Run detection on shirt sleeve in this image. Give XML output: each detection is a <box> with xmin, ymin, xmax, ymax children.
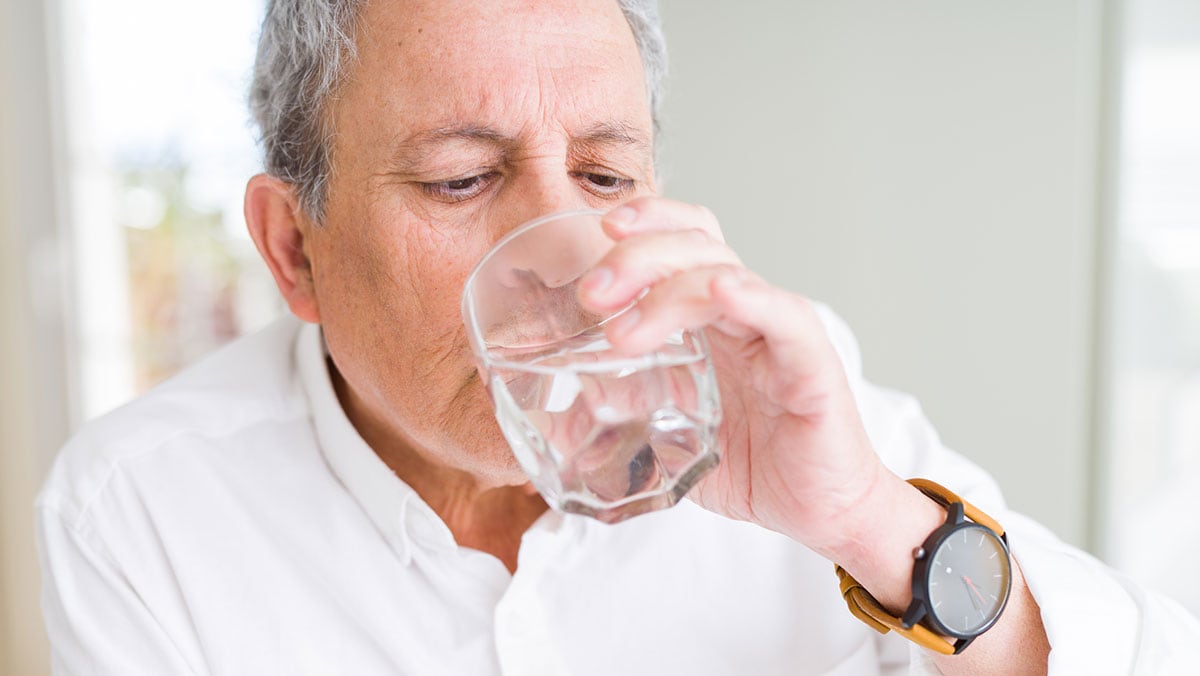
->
<box><xmin>814</xmin><ymin>303</ymin><xmax>1200</xmax><ymax>674</ymax></box>
<box><xmin>36</xmin><ymin>500</ymin><xmax>202</xmax><ymax>676</ymax></box>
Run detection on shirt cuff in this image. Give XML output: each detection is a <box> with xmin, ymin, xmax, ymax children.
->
<box><xmin>1002</xmin><ymin>511</ymin><xmax>1141</xmax><ymax>673</ymax></box>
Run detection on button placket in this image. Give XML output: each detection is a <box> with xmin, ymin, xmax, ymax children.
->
<box><xmin>494</xmin><ymin>518</ymin><xmax>576</xmax><ymax>676</ymax></box>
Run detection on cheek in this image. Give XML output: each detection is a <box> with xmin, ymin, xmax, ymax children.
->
<box><xmin>332</xmin><ymin>202</ymin><xmax>466</xmax><ymax>310</ymax></box>
<box><xmin>393</xmin><ymin>225</ymin><xmax>486</xmax><ymax>327</ymax></box>
<box><xmin>330</xmin><ymin>187</ymin><xmax>508</xmax><ymax>358</ymax></box>
<box><xmin>368</xmin><ymin>218</ymin><xmax>494</xmax><ymax>385</ymax></box>
<box><xmin>314</xmin><ymin>210</ymin><xmax>474</xmax><ymax>364</ymax></box>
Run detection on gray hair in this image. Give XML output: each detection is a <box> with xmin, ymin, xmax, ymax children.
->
<box><xmin>249</xmin><ymin>0</ymin><xmax>668</xmax><ymax>221</ymax></box>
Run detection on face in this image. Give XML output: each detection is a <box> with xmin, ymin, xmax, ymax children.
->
<box><xmin>305</xmin><ymin>0</ymin><xmax>656</xmax><ymax>486</ymax></box>
<box><xmin>925</xmin><ymin>525</ymin><xmax>1011</xmax><ymax>637</ymax></box>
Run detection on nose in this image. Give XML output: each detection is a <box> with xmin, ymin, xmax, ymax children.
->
<box><xmin>489</xmin><ymin>165</ymin><xmax>594</xmax><ymax>242</ymax></box>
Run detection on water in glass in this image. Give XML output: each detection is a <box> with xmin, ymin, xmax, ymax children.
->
<box><xmin>487</xmin><ymin>328</ymin><xmax>720</xmax><ymax>523</ymax></box>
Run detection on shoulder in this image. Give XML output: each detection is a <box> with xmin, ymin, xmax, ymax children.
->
<box><xmin>38</xmin><ymin>315</ymin><xmax>314</xmax><ymax>523</ymax></box>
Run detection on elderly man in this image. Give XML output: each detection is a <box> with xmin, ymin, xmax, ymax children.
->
<box><xmin>37</xmin><ymin>1</ymin><xmax>1200</xmax><ymax>674</ymax></box>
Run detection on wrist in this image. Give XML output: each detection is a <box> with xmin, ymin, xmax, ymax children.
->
<box><xmin>830</xmin><ymin>473</ymin><xmax>947</xmax><ymax>613</ymax></box>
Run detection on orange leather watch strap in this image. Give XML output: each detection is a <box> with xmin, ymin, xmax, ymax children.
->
<box><xmin>836</xmin><ymin>566</ymin><xmax>957</xmax><ymax>655</ymax></box>
<box><xmin>907</xmin><ymin>478</ymin><xmax>1005</xmax><ymax>538</ymax></box>
<box><xmin>833</xmin><ymin>478</ymin><xmax>1005</xmax><ymax>656</ymax></box>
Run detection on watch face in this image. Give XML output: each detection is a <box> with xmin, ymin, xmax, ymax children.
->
<box><xmin>925</xmin><ymin>524</ymin><xmax>1011</xmax><ymax>637</ymax></box>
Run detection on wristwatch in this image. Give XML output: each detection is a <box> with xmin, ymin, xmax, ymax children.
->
<box><xmin>835</xmin><ymin>479</ymin><xmax>1013</xmax><ymax>655</ymax></box>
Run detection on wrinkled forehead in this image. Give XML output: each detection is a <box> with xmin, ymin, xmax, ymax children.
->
<box><xmin>333</xmin><ymin>0</ymin><xmax>651</xmax><ymax>143</ymax></box>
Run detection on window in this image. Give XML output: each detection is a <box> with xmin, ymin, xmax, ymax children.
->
<box><xmin>1103</xmin><ymin>0</ymin><xmax>1200</xmax><ymax>617</ymax></box>
<box><xmin>61</xmin><ymin>0</ymin><xmax>277</xmax><ymax>420</ymax></box>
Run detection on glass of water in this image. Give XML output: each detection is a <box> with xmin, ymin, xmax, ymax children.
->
<box><xmin>461</xmin><ymin>209</ymin><xmax>722</xmax><ymax>524</ymax></box>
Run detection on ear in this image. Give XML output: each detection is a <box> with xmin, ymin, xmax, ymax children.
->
<box><xmin>244</xmin><ymin>174</ymin><xmax>321</xmax><ymax>323</ymax></box>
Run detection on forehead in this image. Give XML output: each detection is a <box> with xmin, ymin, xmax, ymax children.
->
<box><xmin>334</xmin><ymin>0</ymin><xmax>651</xmax><ymax>143</ymax></box>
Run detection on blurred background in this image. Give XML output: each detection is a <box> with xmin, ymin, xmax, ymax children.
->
<box><xmin>1</xmin><ymin>0</ymin><xmax>1197</xmax><ymax>672</ymax></box>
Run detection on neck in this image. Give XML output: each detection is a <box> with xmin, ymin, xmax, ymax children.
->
<box><xmin>330</xmin><ymin>361</ymin><xmax>547</xmax><ymax>573</ymax></box>
<box><xmin>383</xmin><ymin>445</ymin><xmax>548</xmax><ymax>573</ymax></box>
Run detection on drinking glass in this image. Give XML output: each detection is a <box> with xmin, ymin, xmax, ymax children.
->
<box><xmin>462</xmin><ymin>209</ymin><xmax>721</xmax><ymax>524</ymax></box>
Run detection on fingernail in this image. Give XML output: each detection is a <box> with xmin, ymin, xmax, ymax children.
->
<box><xmin>581</xmin><ymin>267</ymin><xmax>613</xmax><ymax>297</ymax></box>
<box><xmin>605</xmin><ymin>206</ymin><xmax>637</xmax><ymax>230</ymax></box>
<box><xmin>607</xmin><ymin>308</ymin><xmax>640</xmax><ymax>335</ymax></box>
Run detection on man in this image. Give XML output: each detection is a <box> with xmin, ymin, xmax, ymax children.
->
<box><xmin>37</xmin><ymin>1</ymin><xmax>1200</xmax><ymax>674</ymax></box>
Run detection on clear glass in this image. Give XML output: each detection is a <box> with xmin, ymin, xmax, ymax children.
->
<box><xmin>462</xmin><ymin>209</ymin><xmax>721</xmax><ymax>523</ymax></box>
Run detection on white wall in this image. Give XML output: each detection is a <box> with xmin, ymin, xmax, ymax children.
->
<box><xmin>659</xmin><ymin>0</ymin><xmax>1107</xmax><ymax>548</ymax></box>
<box><xmin>1</xmin><ymin>1</ymin><xmax>69</xmax><ymax>674</ymax></box>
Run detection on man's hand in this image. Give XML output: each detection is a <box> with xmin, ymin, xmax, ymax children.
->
<box><xmin>578</xmin><ymin>196</ymin><xmax>893</xmax><ymax>561</ymax></box>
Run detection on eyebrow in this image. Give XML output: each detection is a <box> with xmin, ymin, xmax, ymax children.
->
<box><xmin>571</xmin><ymin>121</ymin><xmax>652</xmax><ymax>153</ymax></box>
<box><xmin>386</xmin><ymin>126</ymin><xmax>513</xmax><ymax>173</ymax></box>
<box><xmin>404</xmin><ymin>126</ymin><xmax>513</xmax><ymax>147</ymax></box>
<box><xmin>387</xmin><ymin>121</ymin><xmax>652</xmax><ymax>173</ymax></box>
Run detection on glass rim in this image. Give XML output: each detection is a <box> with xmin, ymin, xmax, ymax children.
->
<box><xmin>460</xmin><ymin>207</ymin><xmax>606</xmax><ymax>354</ymax></box>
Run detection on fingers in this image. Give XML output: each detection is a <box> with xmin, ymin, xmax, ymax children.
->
<box><xmin>602</xmin><ymin>263</ymin><xmax>757</xmax><ymax>356</ymax></box>
<box><xmin>710</xmin><ymin>274</ymin><xmax>847</xmax><ymax>406</ymax></box>
<box><xmin>604</xmin><ymin>264</ymin><xmax>838</xmax><ymax>396</ymax></box>
<box><xmin>579</xmin><ymin>227</ymin><xmax>741</xmax><ymax>312</ymax></box>
<box><xmin>581</xmin><ymin>198</ymin><xmax>837</xmax><ymax>386</ymax></box>
<box><xmin>601</xmin><ymin>196</ymin><xmax>726</xmax><ymax>243</ymax></box>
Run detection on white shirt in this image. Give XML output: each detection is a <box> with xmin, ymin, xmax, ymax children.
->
<box><xmin>37</xmin><ymin>312</ymin><xmax>1200</xmax><ymax>675</ymax></box>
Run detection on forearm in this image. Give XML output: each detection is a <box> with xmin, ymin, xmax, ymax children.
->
<box><xmin>832</xmin><ymin>475</ymin><xmax>1049</xmax><ymax>675</ymax></box>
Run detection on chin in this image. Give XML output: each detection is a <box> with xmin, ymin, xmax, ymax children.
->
<box><xmin>463</xmin><ymin>454</ymin><xmax>532</xmax><ymax>491</ymax></box>
<box><xmin>444</xmin><ymin>371</ymin><xmax>535</xmax><ymax>487</ymax></box>
<box><xmin>444</xmin><ymin>411</ymin><xmax>526</xmax><ymax>483</ymax></box>
<box><xmin>477</xmin><ymin>434</ymin><xmax>531</xmax><ymax>486</ymax></box>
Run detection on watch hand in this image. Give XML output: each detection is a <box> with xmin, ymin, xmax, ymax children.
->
<box><xmin>962</xmin><ymin>575</ymin><xmax>988</xmax><ymax>613</ymax></box>
<box><xmin>960</xmin><ymin>576</ymin><xmax>983</xmax><ymax>611</ymax></box>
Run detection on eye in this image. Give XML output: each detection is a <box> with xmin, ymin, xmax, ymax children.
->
<box><xmin>588</xmin><ymin>174</ymin><xmax>620</xmax><ymax>188</ymax></box>
<box><xmin>420</xmin><ymin>172</ymin><xmax>498</xmax><ymax>202</ymax></box>
<box><xmin>574</xmin><ymin>171</ymin><xmax>634</xmax><ymax>197</ymax></box>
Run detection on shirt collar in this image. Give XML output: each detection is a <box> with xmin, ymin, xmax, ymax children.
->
<box><xmin>295</xmin><ymin>322</ymin><xmax>457</xmax><ymax>566</ymax></box>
